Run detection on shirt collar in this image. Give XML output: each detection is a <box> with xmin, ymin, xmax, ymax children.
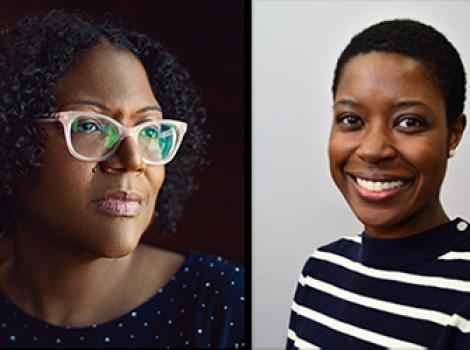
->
<box><xmin>360</xmin><ymin>217</ymin><xmax>470</xmax><ymax>268</ymax></box>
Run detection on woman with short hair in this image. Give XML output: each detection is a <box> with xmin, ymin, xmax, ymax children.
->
<box><xmin>287</xmin><ymin>19</ymin><xmax>470</xmax><ymax>349</ymax></box>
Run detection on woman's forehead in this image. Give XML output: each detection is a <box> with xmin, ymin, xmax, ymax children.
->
<box><xmin>336</xmin><ymin>53</ymin><xmax>443</xmax><ymax>105</ymax></box>
<box><xmin>340</xmin><ymin>53</ymin><xmax>429</xmax><ymax>85</ymax></box>
<box><xmin>53</xmin><ymin>42</ymin><xmax>159</xmax><ymax>112</ymax></box>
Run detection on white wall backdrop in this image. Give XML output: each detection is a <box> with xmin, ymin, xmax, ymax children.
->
<box><xmin>253</xmin><ymin>1</ymin><xmax>470</xmax><ymax>349</ymax></box>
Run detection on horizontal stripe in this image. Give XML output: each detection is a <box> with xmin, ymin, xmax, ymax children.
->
<box><xmin>342</xmin><ymin>235</ymin><xmax>362</xmax><ymax>244</ymax></box>
<box><xmin>299</xmin><ymin>274</ymin><xmax>451</xmax><ymax>327</ymax></box>
<box><xmin>312</xmin><ymin>250</ymin><xmax>470</xmax><ymax>292</ymax></box>
<box><xmin>287</xmin><ymin>329</ymin><xmax>320</xmax><ymax>349</ymax></box>
<box><xmin>304</xmin><ymin>257</ymin><xmax>470</xmax><ymax>314</ymax></box>
<box><xmin>311</xmin><ymin>251</ymin><xmax>470</xmax><ymax>288</ymax></box>
<box><xmin>439</xmin><ymin>251</ymin><xmax>470</xmax><ymax>261</ymax></box>
<box><xmin>292</xmin><ymin>301</ymin><xmax>426</xmax><ymax>349</ymax></box>
<box><xmin>449</xmin><ymin>314</ymin><xmax>470</xmax><ymax>333</ymax></box>
<box><xmin>294</xmin><ymin>283</ymin><xmax>442</xmax><ymax>345</ymax></box>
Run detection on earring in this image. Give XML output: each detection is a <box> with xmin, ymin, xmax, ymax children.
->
<box><xmin>92</xmin><ymin>165</ymin><xmax>99</xmax><ymax>173</ymax></box>
<box><xmin>449</xmin><ymin>149</ymin><xmax>456</xmax><ymax>158</ymax></box>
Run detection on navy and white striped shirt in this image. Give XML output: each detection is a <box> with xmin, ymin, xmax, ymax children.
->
<box><xmin>287</xmin><ymin>218</ymin><xmax>470</xmax><ymax>349</ymax></box>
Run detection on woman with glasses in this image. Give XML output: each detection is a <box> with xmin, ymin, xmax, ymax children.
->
<box><xmin>287</xmin><ymin>19</ymin><xmax>470</xmax><ymax>349</ymax></box>
<box><xmin>0</xmin><ymin>9</ymin><xmax>244</xmax><ymax>349</ymax></box>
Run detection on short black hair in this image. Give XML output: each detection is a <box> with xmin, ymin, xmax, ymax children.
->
<box><xmin>332</xmin><ymin>19</ymin><xmax>466</xmax><ymax>126</ymax></box>
<box><xmin>0</xmin><ymin>9</ymin><xmax>207</xmax><ymax>234</ymax></box>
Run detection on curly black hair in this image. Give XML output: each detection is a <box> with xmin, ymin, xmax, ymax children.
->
<box><xmin>0</xmin><ymin>9</ymin><xmax>207</xmax><ymax>234</ymax></box>
<box><xmin>332</xmin><ymin>19</ymin><xmax>466</xmax><ymax>126</ymax></box>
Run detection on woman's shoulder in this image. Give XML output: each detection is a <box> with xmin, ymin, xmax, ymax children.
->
<box><xmin>305</xmin><ymin>234</ymin><xmax>362</xmax><ymax>259</ymax></box>
<box><xmin>297</xmin><ymin>235</ymin><xmax>362</xmax><ymax>276</ymax></box>
<box><xmin>138</xmin><ymin>248</ymin><xmax>245</xmax><ymax>336</ymax></box>
<box><xmin>186</xmin><ymin>251</ymin><xmax>244</xmax><ymax>272</ymax></box>
<box><xmin>183</xmin><ymin>252</ymin><xmax>245</xmax><ymax>292</ymax></box>
<box><xmin>170</xmin><ymin>252</ymin><xmax>245</xmax><ymax>347</ymax></box>
<box><xmin>168</xmin><ymin>251</ymin><xmax>245</xmax><ymax>311</ymax></box>
<box><xmin>139</xmin><ymin>245</ymin><xmax>244</xmax><ymax>301</ymax></box>
<box><xmin>138</xmin><ymin>245</ymin><xmax>244</xmax><ymax>280</ymax></box>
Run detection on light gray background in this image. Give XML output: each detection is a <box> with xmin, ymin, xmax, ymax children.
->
<box><xmin>253</xmin><ymin>1</ymin><xmax>470</xmax><ymax>349</ymax></box>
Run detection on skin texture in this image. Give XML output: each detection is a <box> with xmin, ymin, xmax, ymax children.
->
<box><xmin>0</xmin><ymin>41</ymin><xmax>185</xmax><ymax>326</ymax></box>
<box><xmin>329</xmin><ymin>52</ymin><xmax>465</xmax><ymax>238</ymax></box>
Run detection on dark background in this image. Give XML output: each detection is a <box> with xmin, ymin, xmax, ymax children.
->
<box><xmin>0</xmin><ymin>0</ymin><xmax>246</xmax><ymax>265</ymax></box>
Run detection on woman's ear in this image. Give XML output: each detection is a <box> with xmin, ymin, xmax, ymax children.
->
<box><xmin>448</xmin><ymin>113</ymin><xmax>466</xmax><ymax>156</ymax></box>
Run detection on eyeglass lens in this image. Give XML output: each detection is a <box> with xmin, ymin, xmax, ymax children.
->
<box><xmin>70</xmin><ymin>114</ymin><xmax>178</xmax><ymax>162</ymax></box>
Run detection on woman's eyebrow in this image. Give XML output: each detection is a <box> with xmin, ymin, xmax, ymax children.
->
<box><xmin>137</xmin><ymin>105</ymin><xmax>162</xmax><ymax>113</ymax></box>
<box><xmin>62</xmin><ymin>99</ymin><xmax>111</xmax><ymax>111</ymax></box>
<box><xmin>61</xmin><ymin>100</ymin><xmax>162</xmax><ymax>113</ymax></box>
<box><xmin>394</xmin><ymin>100</ymin><xmax>431</xmax><ymax>111</ymax></box>
<box><xmin>333</xmin><ymin>99</ymin><xmax>362</xmax><ymax>109</ymax></box>
<box><xmin>332</xmin><ymin>99</ymin><xmax>432</xmax><ymax>112</ymax></box>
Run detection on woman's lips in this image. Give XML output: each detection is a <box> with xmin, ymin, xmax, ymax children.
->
<box><xmin>92</xmin><ymin>190</ymin><xmax>143</xmax><ymax>217</ymax></box>
<box><xmin>93</xmin><ymin>198</ymin><xmax>142</xmax><ymax>216</ymax></box>
<box><xmin>349</xmin><ymin>175</ymin><xmax>413</xmax><ymax>202</ymax></box>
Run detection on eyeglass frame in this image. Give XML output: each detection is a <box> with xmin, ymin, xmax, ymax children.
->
<box><xmin>37</xmin><ymin>111</ymin><xmax>188</xmax><ymax>165</ymax></box>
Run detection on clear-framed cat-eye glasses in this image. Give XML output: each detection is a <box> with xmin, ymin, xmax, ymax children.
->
<box><xmin>37</xmin><ymin>111</ymin><xmax>187</xmax><ymax>165</ymax></box>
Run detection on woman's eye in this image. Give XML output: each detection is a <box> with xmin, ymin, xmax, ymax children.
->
<box><xmin>141</xmin><ymin>126</ymin><xmax>160</xmax><ymax>139</ymax></box>
<box><xmin>75</xmin><ymin>120</ymin><xmax>101</xmax><ymax>133</ymax></box>
<box><xmin>396</xmin><ymin>117</ymin><xmax>425</xmax><ymax>130</ymax></box>
<box><xmin>336</xmin><ymin>114</ymin><xmax>363</xmax><ymax>129</ymax></box>
<box><xmin>80</xmin><ymin>122</ymin><xmax>98</xmax><ymax>132</ymax></box>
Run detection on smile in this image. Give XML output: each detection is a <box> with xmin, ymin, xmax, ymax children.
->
<box><xmin>349</xmin><ymin>175</ymin><xmax>413</xmax><ymax>201</ymax></box>
<box><xmin>356</xmin><ymin>178</ymin><xmax>405</xmax><ymax>192</ymax></box>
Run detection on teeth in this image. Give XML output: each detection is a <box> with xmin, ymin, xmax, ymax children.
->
<box><xmin>356</xmin><ymin>178</ymin><xmax>405</xmax><ymax>192</ymax></box>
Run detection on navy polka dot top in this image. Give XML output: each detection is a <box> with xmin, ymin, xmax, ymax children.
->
<box><xmin>0</xmin><ymin>252</ymin><xmax>245</xmax><ymax>348</ymax></box>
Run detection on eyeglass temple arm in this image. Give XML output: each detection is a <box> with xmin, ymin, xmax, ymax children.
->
<box><xmin>37</xmin><ymin>119</ymin><xmax>57</xmax><ymax>122</ymax></box>
<box><xmin>36</xmin><ymin>112</ymin><xmax>61</xmax><ymax>122</ymax></box>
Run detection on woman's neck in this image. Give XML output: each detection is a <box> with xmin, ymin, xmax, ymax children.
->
<box><xmin>364</xmin><ymin>200</ymin><xmax>449</xmax><ymax>239</ymax></box>
<box><xmin>0</xmin><ymin>218</ymin><xmax>184</xmax><ymax>327</ymax></box>
<box><xmin>2</xmin><ymin>228</ymin><xmax>137</xmax><ymax>327</ymax></box>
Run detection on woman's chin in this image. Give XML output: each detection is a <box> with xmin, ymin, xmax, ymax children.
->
<box><xmin>75</xmin><ymin>234</ymin><xmax>142</xmax><ymax>259</ymax></box>
<box><xmin>352</xmin><ymin>208</ymin><xmax>404</xmax><ymax>234</ymax></box>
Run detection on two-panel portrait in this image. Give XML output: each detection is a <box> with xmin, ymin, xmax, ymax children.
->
<box><xmin>2</xmin><ymin>0</ymin><xmax>470</xmax><ymax>349</ymax></box>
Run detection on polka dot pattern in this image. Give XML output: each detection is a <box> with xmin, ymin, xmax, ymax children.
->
<box><xmin>0</xmin><ymin>252</ymin><xmax>245</xmax><ymax>348</ymax></box>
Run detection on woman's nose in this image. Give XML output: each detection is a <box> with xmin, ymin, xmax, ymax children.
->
<box><xmin>102</xmin><ymin>136</ymin><xmax>146</xmax><ymax>174</ymax></box>
<box><xmin>355</xmin><ymin>124</ymin><xmax>397</xmax><ymax>163</ymax></box>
